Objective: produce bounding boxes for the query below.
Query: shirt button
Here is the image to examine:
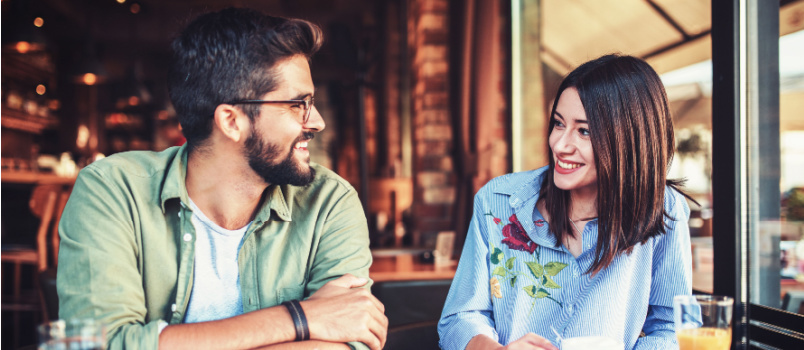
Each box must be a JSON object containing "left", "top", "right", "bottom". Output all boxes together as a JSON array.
[
  {"left": 183, "top": 233, "right": 192, "bottom": 242},
  {"left": 567, "top": 304, "right": 574, "bottom": 312},
  {"left": 177, "top": 211, "right": 182, "bottom": 218},
  {"left": 171, "top": 304, "right": 177, "bottom": 312}
]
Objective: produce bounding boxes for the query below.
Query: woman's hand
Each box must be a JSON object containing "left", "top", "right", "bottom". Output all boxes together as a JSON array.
[
  {"left": 500, "top": 333, "right": 559, "bottom": 350},
  {"left": 466, "top": 333, "right": 558, "bottom": 350}
]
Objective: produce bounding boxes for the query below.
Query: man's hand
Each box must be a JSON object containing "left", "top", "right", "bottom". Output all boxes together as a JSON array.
[{"left": 300, "top": 274, "right": 388, "bottom": 350}]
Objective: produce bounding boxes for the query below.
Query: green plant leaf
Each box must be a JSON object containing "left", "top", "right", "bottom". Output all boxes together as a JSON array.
[
  {"left": 535, "top": 288, "right": 550, "bottom": 299},
  {"left": 510, "top": 276, "right": 517, "bottom": 287},
  {"left": 542, "top": 274, "right": 560, "bottom": 289},
  {"left": 490, "top": 248, "right": 504, "bottom": 264},
  {"left": 523, "top": 285, "right": 537, "bottom": 298},
  {"left": 525, "top": 261, "right": 544, "bottom": 279},
  {"left": 493, "top": 266, "right": 507, "bottom": 277},
  {"left": 506, "top": 257, "right": 516, "bottom": 270},
  {"left": 544, "top": 262, "right": 568, "bottom": 276}
]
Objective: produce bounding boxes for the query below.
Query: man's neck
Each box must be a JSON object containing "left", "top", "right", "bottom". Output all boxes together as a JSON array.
[{"left": 185, "top": 149, "right": 267, "bottom": 230}]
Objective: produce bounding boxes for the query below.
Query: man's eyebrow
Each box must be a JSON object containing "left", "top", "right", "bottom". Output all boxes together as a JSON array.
[
  {"left": 553, "top": 111, "right": 588, "bottom": 124},
  {"left": 290, "top": 92, "right": 313, "bottom": 100}
]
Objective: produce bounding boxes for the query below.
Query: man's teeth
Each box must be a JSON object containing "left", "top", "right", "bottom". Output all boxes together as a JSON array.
[
  {"left": 295, "top": 141, "right": 309, "bottom": 149},
  {"left": 557, "top": 160, "right": 581, "bottom": 169}
]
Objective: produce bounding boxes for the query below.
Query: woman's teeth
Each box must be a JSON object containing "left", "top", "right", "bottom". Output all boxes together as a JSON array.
[{"left": 557, "top": 160, "right": 581, "bottom": 169}]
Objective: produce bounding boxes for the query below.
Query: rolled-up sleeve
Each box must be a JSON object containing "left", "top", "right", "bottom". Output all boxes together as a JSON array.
[
  {"left": 57, "top": 166, "right": 161, "bottom": 350},
  {"left": 635, "top": 189, "right": 692, "bottom": 349},
  {"left": 439, "top": 190, "right": 498, "bottom": 350},
  {"left": 307, "top": 186, "right": 373, "bottom": 350}
]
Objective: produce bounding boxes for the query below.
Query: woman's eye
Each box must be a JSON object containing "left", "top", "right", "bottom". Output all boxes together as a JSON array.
[
  {"left": 579, "top": 128, "right": 590, "bottom": 136},
  {"left": 553, "top": 119, "right": 565, "bottom": 128}
]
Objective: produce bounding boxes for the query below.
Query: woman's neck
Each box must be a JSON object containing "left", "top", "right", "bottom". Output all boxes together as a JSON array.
[{"left": 569, "top": 187, "right": 597, "bottom": 220}]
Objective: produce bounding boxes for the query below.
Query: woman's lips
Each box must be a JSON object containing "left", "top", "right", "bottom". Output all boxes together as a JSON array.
[{"left": 555, "top": 158, "right": 584, "bottom": 174}]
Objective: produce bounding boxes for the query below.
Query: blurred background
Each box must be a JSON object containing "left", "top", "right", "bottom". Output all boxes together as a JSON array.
[{"left": 2, "top": 0, "right": 804, "bottom": 348}]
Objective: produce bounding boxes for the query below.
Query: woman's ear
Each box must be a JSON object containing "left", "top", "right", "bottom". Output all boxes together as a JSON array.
[{"left": 212, "top": 104, "right": 250, "bottom": 143}]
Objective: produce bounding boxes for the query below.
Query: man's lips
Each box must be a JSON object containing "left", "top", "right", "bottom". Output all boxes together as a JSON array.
[{"left": 294, "top": 141, "right": 309, "bottom": 150}]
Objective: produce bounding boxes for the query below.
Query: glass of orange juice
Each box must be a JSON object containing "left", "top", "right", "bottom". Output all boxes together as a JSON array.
[{"left": 673, "top": 295, "right": 733, "bottom": 350}]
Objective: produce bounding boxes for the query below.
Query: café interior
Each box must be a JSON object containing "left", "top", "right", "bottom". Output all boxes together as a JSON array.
[{"left": 2, "top": 0, "right": 804, "bottom": 348}]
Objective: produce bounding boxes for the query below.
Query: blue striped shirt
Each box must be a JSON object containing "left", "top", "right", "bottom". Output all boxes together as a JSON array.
[{"left": 438, "top": 166, "right": 692, "bottom": 350}]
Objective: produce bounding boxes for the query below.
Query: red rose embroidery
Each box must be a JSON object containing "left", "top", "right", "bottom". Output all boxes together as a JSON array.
[
  {"left": 502, "top": 214, "right": 538, "bottom": 253},
  {"left": 493, "top": 218, "right": 502, "bottom": 224}
]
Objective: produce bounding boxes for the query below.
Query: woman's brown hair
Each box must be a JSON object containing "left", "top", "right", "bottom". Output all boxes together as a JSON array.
[{"left": 539, "top": 54, "right": 694, "bottom": 275}]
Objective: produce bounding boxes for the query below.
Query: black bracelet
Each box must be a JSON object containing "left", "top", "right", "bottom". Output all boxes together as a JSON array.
[{"left": 282, "top": 300, "right": 310, "bottom": 341}]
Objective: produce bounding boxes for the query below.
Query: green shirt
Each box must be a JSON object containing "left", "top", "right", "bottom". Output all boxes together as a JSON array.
[{"left": 57, "top": 145, "right": 372, "bottom": 349}]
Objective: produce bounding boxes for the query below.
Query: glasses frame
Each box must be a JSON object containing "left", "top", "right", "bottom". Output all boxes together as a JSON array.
[{"left": 227, "top": 96, "right": 314, "bottom": 124}]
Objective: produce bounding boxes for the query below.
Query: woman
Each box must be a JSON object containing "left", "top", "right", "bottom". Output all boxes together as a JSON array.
[{"left": 438, "top": 54, "right": 694, "bottom": 350}]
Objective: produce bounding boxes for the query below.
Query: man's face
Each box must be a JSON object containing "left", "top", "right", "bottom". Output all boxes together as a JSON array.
[{"left": 244, "top": 55, "right": 325, "bottom": 186}]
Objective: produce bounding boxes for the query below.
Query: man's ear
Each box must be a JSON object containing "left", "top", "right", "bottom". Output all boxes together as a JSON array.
[{"left": 212, "top": 104, "right": 250, "bottom": 143}]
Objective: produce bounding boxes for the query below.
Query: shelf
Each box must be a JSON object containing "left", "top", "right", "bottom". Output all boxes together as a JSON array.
[{"left": 1, "top": 107, "right": 58, "bottom": 134}]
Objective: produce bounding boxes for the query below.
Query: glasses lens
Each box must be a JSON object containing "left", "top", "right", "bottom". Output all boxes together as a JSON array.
[{"left": 304, "top": 97, "right": 314, "bottom": 124}]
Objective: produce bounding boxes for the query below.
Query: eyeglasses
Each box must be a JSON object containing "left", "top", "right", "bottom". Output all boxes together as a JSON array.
[{"left": 227, "top": 96, "right": 315, "bottom": 124}]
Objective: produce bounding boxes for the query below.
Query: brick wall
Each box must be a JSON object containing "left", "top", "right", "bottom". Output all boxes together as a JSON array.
[{"left": 408, "top": 0, "right": 454, "bottom": 246}]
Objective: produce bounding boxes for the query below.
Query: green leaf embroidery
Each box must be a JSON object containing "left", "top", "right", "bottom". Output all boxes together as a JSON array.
[
  {"left": 490, "top": 247, "right": 504, "bottom": 265},
  {"left": 506, "top": 257, "right": 516, "bottom": 270},
  {"left": 510, "top": 276, "right": 517, "bottom": 287},
  {"left": 544, "top": 262, "right": 569, "bottom": 276},
  {"left": 535, "top": 288, "right": 550, "bottom": 299},
  {"left": 525, "top": 261, "right": 544, "bottom": 279},
  {"left": 542, "top": 274, "right": 560, "bottom": 289},
  {"left": 493, "top": 266, "right": 507, "bottom": 277},
  {"left": 523, "top": 285, "right": 537, "bottom": 298}
]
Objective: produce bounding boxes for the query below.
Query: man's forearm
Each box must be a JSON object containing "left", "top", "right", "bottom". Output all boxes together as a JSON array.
[
  {"left": 254, "top": 341, "right": 351, "bottom": 350},
  {"left": 158, "top": 305, "right": 295, "bottom": 349}
]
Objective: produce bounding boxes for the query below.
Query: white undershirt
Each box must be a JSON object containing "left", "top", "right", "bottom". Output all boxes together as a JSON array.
[{"left": 183, "top": 198, "right": 251, "bottom": 323}]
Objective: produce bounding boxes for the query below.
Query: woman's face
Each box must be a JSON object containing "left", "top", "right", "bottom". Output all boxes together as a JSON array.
[{"left": 549, "top": 87, "right": 597, "bottom": 194}]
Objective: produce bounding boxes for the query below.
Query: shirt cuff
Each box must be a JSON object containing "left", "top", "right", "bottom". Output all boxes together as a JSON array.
[{"left": 439, "top": 313, "right": 498, "bottom": 350}]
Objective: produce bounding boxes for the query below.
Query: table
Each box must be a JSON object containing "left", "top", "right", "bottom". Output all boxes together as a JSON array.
[{"left": 369, "top": 250, "right": 458, "bottom": 282}]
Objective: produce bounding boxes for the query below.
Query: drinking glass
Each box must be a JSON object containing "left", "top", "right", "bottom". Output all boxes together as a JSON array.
[
  {"left": 38, "top": 319, "right": 106, "bottom": 350},
  {"left": 673, "top": 295, "right": 733, "bottom": 350}
]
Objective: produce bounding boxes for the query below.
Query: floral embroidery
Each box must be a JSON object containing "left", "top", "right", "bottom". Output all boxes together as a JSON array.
[
  {"left": 490, "top": 277, "right": 502, "bottom": 298},
  {"left": 485, "top": 212, "right": 503, "bottom": 225},
  {"left": 534, "top": 219, "right": 546, "bottom": 227},
  {"left": 487, "top": 212, "right": 568, "bottom": 309},
  {"left": 501, "top": 214, "right": 538, "bottom": 253}
]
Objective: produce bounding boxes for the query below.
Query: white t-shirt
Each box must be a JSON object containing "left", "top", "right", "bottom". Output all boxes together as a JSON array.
[{"left": 183, "top": 199, "right": 251, "bottom": 323}]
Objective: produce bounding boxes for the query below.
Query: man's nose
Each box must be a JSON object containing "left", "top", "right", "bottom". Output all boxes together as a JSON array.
[{"left": 304, "top": 106, "right": 326, "bottom": 132}]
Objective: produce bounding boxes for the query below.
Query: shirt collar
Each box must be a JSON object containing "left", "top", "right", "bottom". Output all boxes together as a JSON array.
[
  {"left": 157, "top": 144, "right": 293, "bottom": 222},
  {"left": 160, "top": 144, "right": 190, "bottom": 213}
]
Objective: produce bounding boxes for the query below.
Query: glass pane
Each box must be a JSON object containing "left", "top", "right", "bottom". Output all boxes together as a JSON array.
[
  {"left": 749, "top": 29, "right": 804, "bottom": 313},
  {"left": 662, "top": 61, "right": 715, "bottom": 294}
]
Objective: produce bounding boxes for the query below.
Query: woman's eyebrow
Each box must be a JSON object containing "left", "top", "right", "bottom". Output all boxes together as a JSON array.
[{"left": 554, "top": 111, "right": 588, "bottom": 124}]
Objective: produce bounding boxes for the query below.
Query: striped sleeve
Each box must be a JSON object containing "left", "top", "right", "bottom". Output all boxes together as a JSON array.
[{"left": 438, "top": 190, "right": 499, "bottom": 350}]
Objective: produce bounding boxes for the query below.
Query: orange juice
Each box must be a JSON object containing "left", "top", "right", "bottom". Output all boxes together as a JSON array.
[{"left": 677, "top": 327, "right": 731, "bottom": 350}]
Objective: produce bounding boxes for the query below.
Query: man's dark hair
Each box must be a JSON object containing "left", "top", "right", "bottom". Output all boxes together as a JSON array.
[
  {"left": 540, "top": 54, "right": 694, "bottom": 275},
  {"left": 168, "top": 8, "right": 323, "bottom": 152}
]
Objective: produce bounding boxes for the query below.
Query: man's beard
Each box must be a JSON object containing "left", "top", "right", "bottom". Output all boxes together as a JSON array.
[{"left": 244, "top": 127, "right": 316, "bottom": 186}]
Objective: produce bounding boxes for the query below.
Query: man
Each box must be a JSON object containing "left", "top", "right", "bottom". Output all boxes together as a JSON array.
[{"left": 57, "top": 8, "right": 387, "bottom": 350}]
